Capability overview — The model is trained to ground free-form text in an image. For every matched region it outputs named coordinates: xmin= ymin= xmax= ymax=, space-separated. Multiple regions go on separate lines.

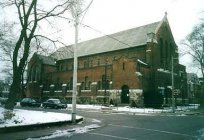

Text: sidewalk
xmin=98 ymin=104 xmax=203 ymax=116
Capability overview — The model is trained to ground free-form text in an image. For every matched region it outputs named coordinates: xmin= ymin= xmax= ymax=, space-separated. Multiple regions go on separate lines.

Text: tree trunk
xmin=5 ymin=70 xmax=21 ymax=110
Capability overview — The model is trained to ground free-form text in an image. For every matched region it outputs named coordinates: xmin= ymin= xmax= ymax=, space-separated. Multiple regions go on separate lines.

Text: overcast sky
xmin=0 ymin=0 xmax=204 ymax=80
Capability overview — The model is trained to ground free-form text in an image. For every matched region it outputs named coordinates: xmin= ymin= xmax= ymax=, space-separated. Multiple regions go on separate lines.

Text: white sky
xmin=0 ymin=0 xmax=204 ymax=80
xmin=74 ymin=0 xmax=204 ymax=43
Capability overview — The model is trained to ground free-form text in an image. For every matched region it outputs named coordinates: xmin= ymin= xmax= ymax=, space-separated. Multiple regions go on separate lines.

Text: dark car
xmin=42 ymin=99 xmax=67 ymax=109
xmin=20 ymin=98 xmax=41 ymax=107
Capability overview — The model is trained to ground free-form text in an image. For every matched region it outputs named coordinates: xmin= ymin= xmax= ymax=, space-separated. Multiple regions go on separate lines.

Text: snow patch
xmin=26 ymin=124 xmax=100 ymax=140
xmin=0 ymin=107 xmax=82 ymax=128
xmin=92 ymin=119 xmax=101 ymax=123
xmin=197 ymin=128 xmax=204 ymax=140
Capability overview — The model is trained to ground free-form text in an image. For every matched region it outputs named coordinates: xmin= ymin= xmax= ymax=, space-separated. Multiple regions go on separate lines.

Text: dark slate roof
xmin=36 ymin=53 xmax=56 ymax=66
xmin=51 ymin=21 xmax=161 ymax=60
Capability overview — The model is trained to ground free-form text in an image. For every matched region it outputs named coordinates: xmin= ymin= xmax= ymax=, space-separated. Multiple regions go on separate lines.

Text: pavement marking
xmin=88 ymin=132 xmax=136 ymax=140
xmin=109 ymin=124 xmax=196 ymax=138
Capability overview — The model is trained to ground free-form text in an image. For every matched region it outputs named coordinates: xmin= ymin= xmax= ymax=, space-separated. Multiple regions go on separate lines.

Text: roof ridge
xmin=52 ymin=21 xmax=161 ymax=60
xmin=78 ymin=21 xmax=161 ymax=44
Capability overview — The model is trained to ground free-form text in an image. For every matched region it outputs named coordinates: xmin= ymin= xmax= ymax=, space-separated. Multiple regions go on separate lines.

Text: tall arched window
xmin=70 ymin=77 xmax=73 ymax=90
xmin=159 ymin=38 xmax=163 ymax=65
xmin=165 ymin=40 xmax=168 ymax=68
xmin=97 ymin=59 xmax=100 ymax=66
xmin=81 ymin=82 xmax=85 ymax=90
xmin=85 ymin=76 xmax=88 ymax=90
xmin=88 ymin=81 xmax=91 ymax=90
xmin=32 ymin=67 xmax=36 ymax=81
xmin=98 ymin=81 xmax=101 ymax=90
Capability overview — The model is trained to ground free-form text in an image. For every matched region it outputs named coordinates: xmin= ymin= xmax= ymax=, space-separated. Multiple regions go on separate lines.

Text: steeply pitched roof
xmin=187 ymin=73 xmax=200 ymax=85
xmin=35 ymin=53 xmax=56 ymax=66
xmin=51 ymin=21 xmax=161 ymax=60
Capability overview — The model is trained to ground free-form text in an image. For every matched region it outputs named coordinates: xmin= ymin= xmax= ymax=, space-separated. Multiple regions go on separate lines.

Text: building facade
xmin=25 ymin=14 xmax=187 ymax=107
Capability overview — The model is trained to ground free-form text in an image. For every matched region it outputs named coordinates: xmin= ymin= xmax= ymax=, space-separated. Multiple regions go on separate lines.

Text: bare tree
xmin=0 ymin=22 xmax=16 ymax=83
xmin=0 ymin=22 xmax=52 ymax=98
xmin=181 ymin=22 xmax=204 ymax=83
xmin=0 ymin=0 xmax=72 ymax=110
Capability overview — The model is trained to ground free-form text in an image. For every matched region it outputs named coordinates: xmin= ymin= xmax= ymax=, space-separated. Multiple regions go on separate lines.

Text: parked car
xmin=42 ymin=99 xmax=67 ymax=109
xmin=20 ymin=98 xmax=41 ymax=107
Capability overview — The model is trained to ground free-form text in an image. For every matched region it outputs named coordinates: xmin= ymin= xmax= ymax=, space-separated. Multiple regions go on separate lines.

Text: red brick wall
xmin=26 ymin=20 xmax=187 ymax=101
xmin=43 ymin=46 xmax=147 ymax=90
xmin=112 ymin=58 xmax=139 ymax=89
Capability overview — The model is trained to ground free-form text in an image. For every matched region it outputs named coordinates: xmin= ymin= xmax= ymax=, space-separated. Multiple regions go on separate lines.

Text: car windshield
xmin=22 ymin=98 xmax=30 ymax=102
xmin=51 ymin=99 xmax=61 ymax=104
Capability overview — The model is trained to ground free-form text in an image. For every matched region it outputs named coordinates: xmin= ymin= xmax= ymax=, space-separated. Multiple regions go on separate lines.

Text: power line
xmin=82 ymin=24 xmax=133 ymax=47
xmin=56 ymin=15 xmax=133 ymax=48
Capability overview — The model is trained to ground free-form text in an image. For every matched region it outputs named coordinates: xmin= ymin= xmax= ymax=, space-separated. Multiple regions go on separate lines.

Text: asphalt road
xmin=1 ymin=106 xmax=204 ymax=140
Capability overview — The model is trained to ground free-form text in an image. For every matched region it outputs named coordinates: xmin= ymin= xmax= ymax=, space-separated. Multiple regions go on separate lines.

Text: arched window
xmin=170 ymin=43 xmax=173 ymax=58
xmin=85 ymin=76 xmax=88 ymax=89
xmin=97 ymin=59 xmax=100 ymax=66
xmin=84 ymin=61 xmax=88 ymax=68
xmin=159 ymin=38 xmax=163 ymax=65
xmin=122 ymin=62 xmax=125 ymax=70
xmin=165 ymin=40 xmax=168 ymax=67
xmin=88 ymin=81 xmax=91 ymax=90
xmin=165 ymin=41 xmax=169 ymax=59
xmin=81 ymin=82 xmax=85 ymax=90
xmin=102 ymin=75 xmax=106 ymax=89
xmin=70 ymin=77 xmax=73 ymax=90
xmin=67 ymin=82 xmax=70 ymax=90
xmin=90 ymin=60 xmax=93 ymax=67
xmin=97 ymin=81 xmax=101 ymax=90
xmin=31 ymin=67 xmax=36 ymax=81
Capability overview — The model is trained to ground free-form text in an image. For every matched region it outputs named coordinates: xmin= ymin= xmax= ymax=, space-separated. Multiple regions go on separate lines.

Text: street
xmin=1 ymin=106 xmax=204 ymax=140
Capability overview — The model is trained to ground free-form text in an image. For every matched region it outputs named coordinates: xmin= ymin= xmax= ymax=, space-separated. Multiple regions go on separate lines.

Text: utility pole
xmin=70 ymin=0 xmax=93 ymax=123
xmin=171 ymin=56 xmax=175 ymax=113
xmin=71 ymin=0 xmax=79 ymax=123
xmin=104 ymin=60 xmax=107 ymax=105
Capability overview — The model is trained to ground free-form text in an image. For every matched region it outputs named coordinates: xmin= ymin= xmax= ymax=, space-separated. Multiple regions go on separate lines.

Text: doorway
xmin=121 ymin=85 xmax=129 ymax=103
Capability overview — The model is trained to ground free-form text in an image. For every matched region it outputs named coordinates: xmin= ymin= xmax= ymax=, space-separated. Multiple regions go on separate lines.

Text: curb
xmin=0 ymin=117 xmax=83 ymax=133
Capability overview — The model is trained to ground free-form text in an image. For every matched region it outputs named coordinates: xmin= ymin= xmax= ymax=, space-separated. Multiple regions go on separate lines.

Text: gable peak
xmin=163 ymin=11 xmax=168 ymax=22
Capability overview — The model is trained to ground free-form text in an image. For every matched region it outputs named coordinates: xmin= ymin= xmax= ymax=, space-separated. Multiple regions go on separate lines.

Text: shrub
xmin=144 ymin=91 xmax=163 ymax=108
xmin=3 ymin=110 xmax=15 ymax=120
xmin=130 ymin=100 xmax=137 ymax=108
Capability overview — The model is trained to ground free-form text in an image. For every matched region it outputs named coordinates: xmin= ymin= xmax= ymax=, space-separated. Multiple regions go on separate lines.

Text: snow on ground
xmin=67 ymin=104 xmax=106 ymax=110
xmin=197 ymin=128 xmax=204 ymax=140
xmin=67 ymin=104 xmax=200 ymax=114
xmin=26 ymin=124 xmax=100 ymax=140
xmin=0 ymin=104 xmax=199 ymax=129
xmin=112 ymin=104 xmax=200 ymax=113
xmin=0 ymin=107 xmax=82 ymax=128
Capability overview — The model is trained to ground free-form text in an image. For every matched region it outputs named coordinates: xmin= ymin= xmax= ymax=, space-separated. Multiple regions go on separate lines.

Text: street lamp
xmin=171 ymin=56 xmax=178 ymax=113
xmin=70 ymin=0 xmax=93 ymax=123
xmin=104 ymin=59 xmax=108 ymax=105
xmin=71 ymin=0 xmax=80 ymax=123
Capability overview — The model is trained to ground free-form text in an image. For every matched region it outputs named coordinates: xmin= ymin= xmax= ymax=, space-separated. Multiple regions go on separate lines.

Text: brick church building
xmin=25 ymin=14 xmax=187 ymax=107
